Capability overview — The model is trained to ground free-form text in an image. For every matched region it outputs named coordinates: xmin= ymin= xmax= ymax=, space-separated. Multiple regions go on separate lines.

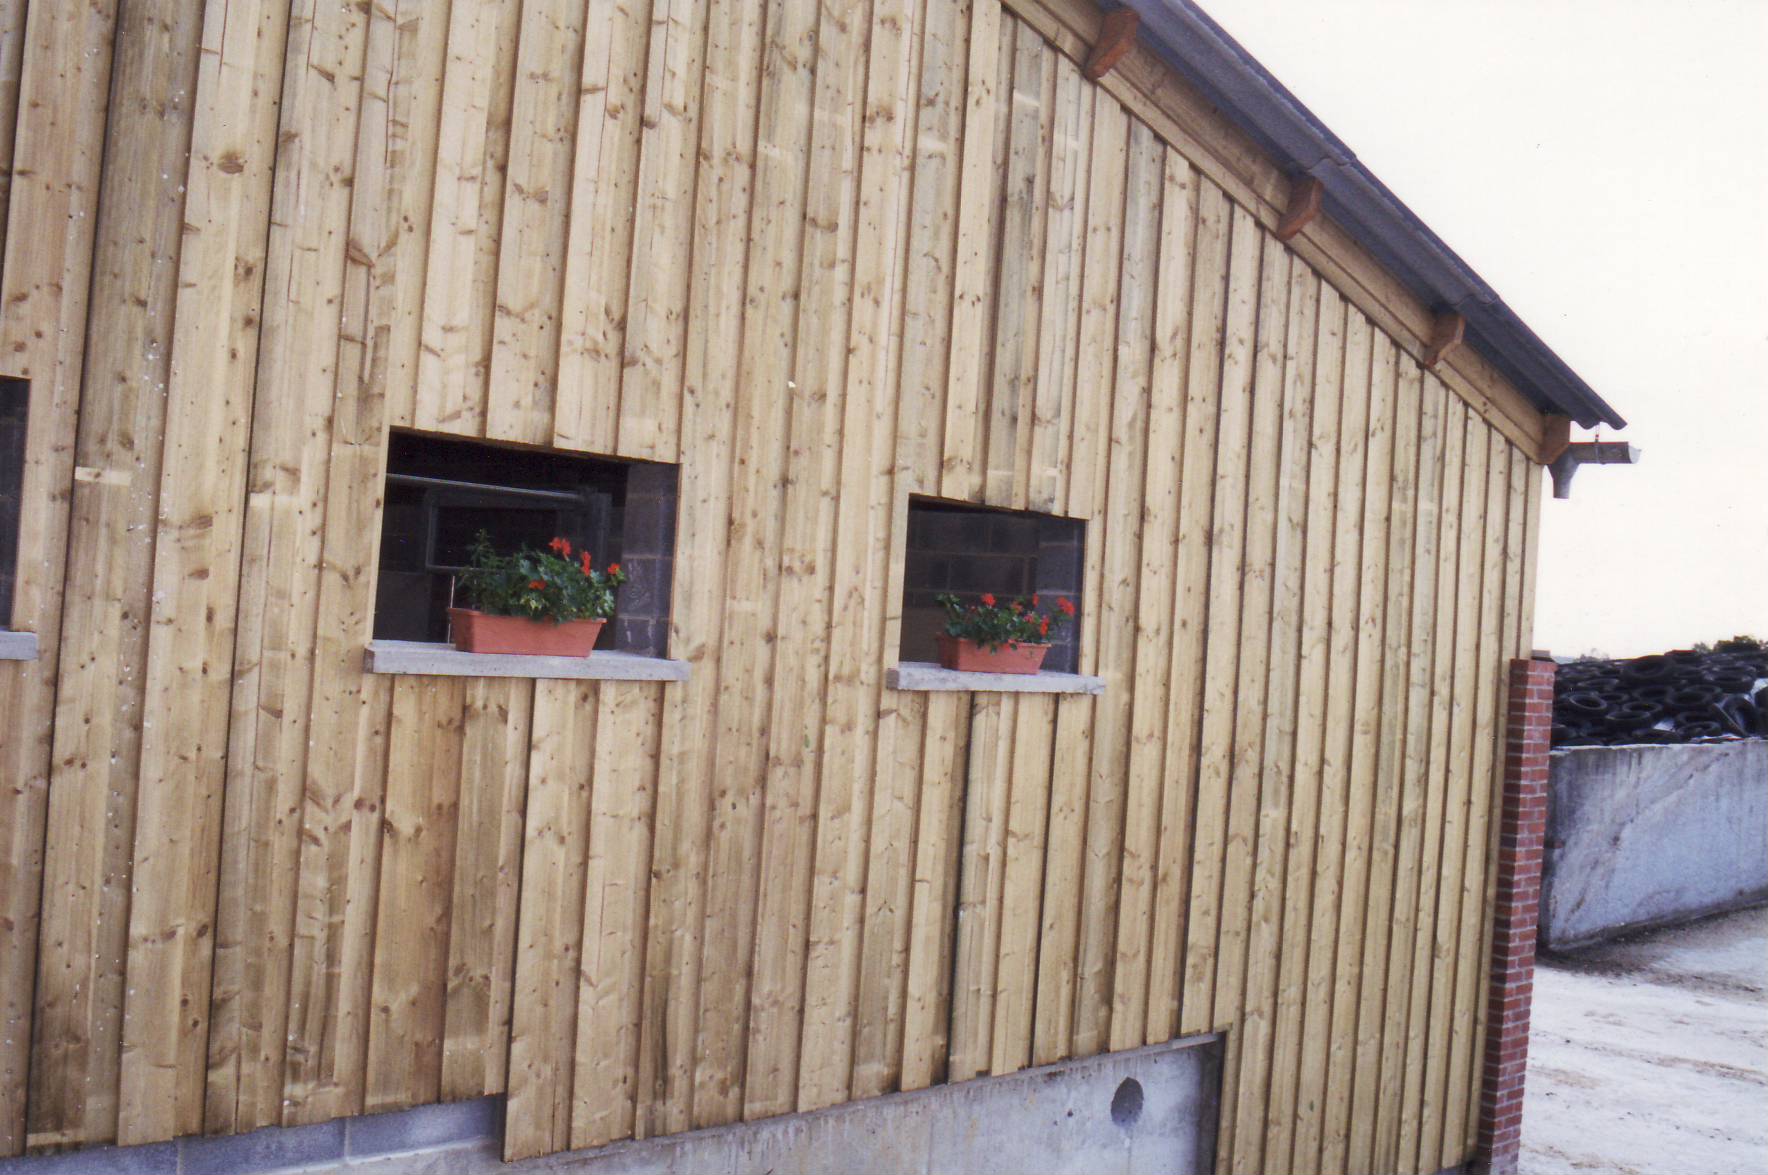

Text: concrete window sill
xmin=365 ymin=640 xmax=689 ymax=682
xmin=886 ymin=661 xmax=1104 ymax=695
xmin=0 ymin=629 xmax=39 ymax=661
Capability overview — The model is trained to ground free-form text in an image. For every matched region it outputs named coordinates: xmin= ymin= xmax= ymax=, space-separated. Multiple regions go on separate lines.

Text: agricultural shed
xmin=0 ymin=0 xmax=1622 ymax=1172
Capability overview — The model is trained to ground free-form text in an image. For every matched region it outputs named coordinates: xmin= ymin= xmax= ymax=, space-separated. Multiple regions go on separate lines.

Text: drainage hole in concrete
xmin=1110 ymin=1077 xmax=1143 ymax=1128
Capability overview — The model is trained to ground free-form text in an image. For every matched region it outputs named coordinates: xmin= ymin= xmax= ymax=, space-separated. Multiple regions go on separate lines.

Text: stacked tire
xmin=1552 ymin=642 xmax=1768 ymax=747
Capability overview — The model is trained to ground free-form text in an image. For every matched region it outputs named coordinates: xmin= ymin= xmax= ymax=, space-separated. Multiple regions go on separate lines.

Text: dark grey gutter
xmin=1130 ymin=0 xmax=1626 ymax=429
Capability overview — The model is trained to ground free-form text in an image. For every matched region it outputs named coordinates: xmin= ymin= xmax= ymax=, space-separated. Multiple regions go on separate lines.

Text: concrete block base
xmin=1543 ymin=740 xmax=1768 ymax=950
xmin=1 ymin=1036 xmax=1221 ymax=1175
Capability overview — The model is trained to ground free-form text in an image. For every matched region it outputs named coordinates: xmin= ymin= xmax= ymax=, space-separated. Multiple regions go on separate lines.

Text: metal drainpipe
xmin=1548 ymin=441 xmax=1641 ymax=498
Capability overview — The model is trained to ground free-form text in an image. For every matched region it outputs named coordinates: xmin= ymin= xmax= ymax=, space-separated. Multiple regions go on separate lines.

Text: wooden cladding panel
xmin=0 ymin=0 xmax=1546 ymax=1170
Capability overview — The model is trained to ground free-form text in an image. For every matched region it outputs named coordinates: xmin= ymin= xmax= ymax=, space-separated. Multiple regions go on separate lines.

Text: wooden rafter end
xmin=1083 ymin=7 xmax=1140 ymax=81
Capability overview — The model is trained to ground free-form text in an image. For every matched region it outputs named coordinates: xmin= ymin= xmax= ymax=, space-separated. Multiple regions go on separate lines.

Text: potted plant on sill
xmin=448 ymin=533 xmax=627 ymax=657
xmin=934 ymin=592 xmax=1074 ymax=675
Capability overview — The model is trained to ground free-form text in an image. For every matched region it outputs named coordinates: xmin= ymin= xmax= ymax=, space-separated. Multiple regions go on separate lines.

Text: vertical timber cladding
xmin=0 ymin=1 xmax=1552 ymax=1175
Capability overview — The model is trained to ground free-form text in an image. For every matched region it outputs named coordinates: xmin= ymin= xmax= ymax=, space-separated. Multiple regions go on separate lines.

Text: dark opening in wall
xmin=900 ymin=496 xmax=1085 ymax=674
xmin=375 ymin=431 xmax=677 ymax=656
xmin=0 ymin=378 xmax=26 ymax=627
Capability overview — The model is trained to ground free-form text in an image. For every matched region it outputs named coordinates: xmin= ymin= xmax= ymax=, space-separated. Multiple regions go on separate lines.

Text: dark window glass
xmin=900 ymin=496 xmax=1085 ymax=674
xmin=0 ymin=378 xmax=26 ymax=627
xmin=375 ymin=431 xmax=677 ymax=655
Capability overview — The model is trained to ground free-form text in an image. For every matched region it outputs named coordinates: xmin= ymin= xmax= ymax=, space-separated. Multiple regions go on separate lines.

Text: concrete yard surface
xmin=1522 ymin=905 xmax=1768 ymax=1174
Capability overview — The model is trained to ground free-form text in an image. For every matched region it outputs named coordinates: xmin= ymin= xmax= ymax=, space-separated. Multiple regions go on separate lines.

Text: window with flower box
xmin=372 ymin=431 xmax=678 ymax=660
xmin=898 ymin=496 xmax=1085 ymax=676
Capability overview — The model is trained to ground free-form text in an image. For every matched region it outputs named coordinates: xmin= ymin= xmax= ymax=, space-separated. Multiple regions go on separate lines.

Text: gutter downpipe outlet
xmin=1549 ymin=441 xmax=1640 ymax=499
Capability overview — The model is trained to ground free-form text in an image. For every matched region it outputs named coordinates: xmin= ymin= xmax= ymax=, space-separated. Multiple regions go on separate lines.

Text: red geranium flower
xmin=549 ymin=536 xmax=572 ymax=557
xmin=1032 ymin=594 xmax=1040 ymax=607
xmin=528 ymin=579 xmax=546 ymax=590
xmin=1040 ymin=616 xmax=1051 ymax=637
xmin=1056 ymin=597 xmax=1076 ymax=616
xmin=607 ymin=563 xmax=620 ymax=576
xmin=580 ymin=550 xmax=593 ymax=575
xmin=980 ymin=592 xmax=996 ymax=607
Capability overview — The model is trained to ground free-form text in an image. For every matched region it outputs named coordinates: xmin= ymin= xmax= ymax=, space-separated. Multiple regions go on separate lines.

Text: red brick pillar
xmin=1473 ymin=656 xmax=1555 ymax=1174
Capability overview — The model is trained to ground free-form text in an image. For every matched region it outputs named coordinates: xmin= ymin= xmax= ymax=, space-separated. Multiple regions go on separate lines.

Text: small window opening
xmin=900 ymin=496 xmax=1085 ymax=674
xmin=0 ymin=377 xmax=27 ymax=627
xmin=374 ymin=431 xmax=677 ymax=657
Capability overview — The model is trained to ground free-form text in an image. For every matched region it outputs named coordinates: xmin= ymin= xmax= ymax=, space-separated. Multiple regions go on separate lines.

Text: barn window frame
xmin=887 ymin=495 xmax=1103 ymax=695
xmin=364 ymin=430 xmax=688 ymax=682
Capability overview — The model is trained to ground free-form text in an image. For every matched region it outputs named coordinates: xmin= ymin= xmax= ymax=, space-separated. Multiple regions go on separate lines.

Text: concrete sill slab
xmin=0 ymin=630 xmax=39 ymax=661
xmin=887 ymin=661 xmax=1104 ymax=695
xmin=366 ymin=640 xmax=688 ymax=683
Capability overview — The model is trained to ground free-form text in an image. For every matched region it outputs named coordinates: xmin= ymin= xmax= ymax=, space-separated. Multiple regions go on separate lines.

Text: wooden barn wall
xmin=0 ymin=0 xmax=1548 ymax=1173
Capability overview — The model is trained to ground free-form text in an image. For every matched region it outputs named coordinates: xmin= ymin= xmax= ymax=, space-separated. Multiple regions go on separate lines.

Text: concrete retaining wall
xmin=0 ymin=1037 xmax=1221 ymax=1175
xmin=1541 ymin=740 xmax=1768 ymax=950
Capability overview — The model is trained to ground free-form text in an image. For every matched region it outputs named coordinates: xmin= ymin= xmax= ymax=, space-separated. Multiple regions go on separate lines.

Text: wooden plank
xmin=1108 ymin=143 xmax=1192 ymax=1050
xmin=374 ymin=0 xmax=451 ymax=433
xmin=504 ymin=682 xmax=598 ymax=1161
xmin=937 ymin=0 xmax=1002 ymax=499
xmin=1229 ymin=259 xmax=1319 ymax=1174
xmin=212 ymin=0 xmax=375 ymax=1134
xmin=1026 ymin=57 xmax=1091 ymax=513
xmin=989 ymin=694 xmax=1057 ymax=1074
xmin=441 ymin=681 xmax=534 ymax=1099
xmin=850 ymin=690 xmax=929 ymax=1098
xmin=570 ymin=685 xmax=665 ymax=1149
xmin=741 ymin=0 xmax=868 ymax=1118
xmin=1320 ymin=315 xmax=1392 ymax=1175
xmin=798 ymin=0 xmax=927 ymax=1111
xmin=893 ymin=0 xmax=970 ymax=493
xmin=1373 ymin=365 xmax=1443 ymax=1174
xmin=1289 ymin=287 xmax=1359 ymax=1170
xmin=2 ymin=0 xmax=118 ymax=1152
xmin=0 ymin=0 xmax=26 ymax=278
xmin=484 ymin=0 xmax=589 ymax=444
xmin=631 ymin=0 xmax=765 ymax=1139
xmin=212 ymin=0 xmax=443 ymax=1133
xmin=1073 ymin=119 xmax=1165 ymax=1058
xmin=1440 ymin=429 xmax=1513 ymax=1168
xmin=1177 ymin=202 xmax=1263 ymax=1032
xmin=1415 ymin=404 xmax=1488 ymax=1170
xmin=1398 ymin=387 xmax=1467 ymax=1171
xmin=413 ymin=0 xmax=520 ymax=435
xmin=613 ymin=0 xmax=707 ymax=461
xmin=900 ymin=693 xmax=971 ymax=1090
xmin=981 ymin=20 xmax=1050 ymax=507
xmin=1031 ymin=93 xmax=1123 ymax=1066
xmin=364 ymin=678 xmax=468 ymax=1111
xmin=26 ymin=0 xmax=200 ymax=1148
xmin=95 ymin=0 xmax=286 ymax=1147
xmin=946 ymin=695 xmax=1014 ymax=1082
xmin=1211 ymin=227 xmax=1292 ymax=1168
xmin=1144 ymin=175 xmax=1230 ymax=1043
xmin=548 ymin=0 xmax=649 ymax=451
xmin=688 ymin=0 xmax=818 ymax=1128
xmin=1263 ymin=274 xmax=1343 ymax=1172
xmin=1346 ymin=344 xmax=1420 ymax=1174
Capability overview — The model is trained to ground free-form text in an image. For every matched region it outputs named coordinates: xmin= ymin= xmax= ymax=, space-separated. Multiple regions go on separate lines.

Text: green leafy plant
xmin=936 ymin=592 xmax=1074 ymax=650
xmin=456 ymin=532 xmax=626 ymax=623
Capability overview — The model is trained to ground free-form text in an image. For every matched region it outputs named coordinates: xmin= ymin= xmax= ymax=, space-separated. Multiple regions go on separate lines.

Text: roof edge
xmin=1130 ymin=0 xmax=1626 ymax=430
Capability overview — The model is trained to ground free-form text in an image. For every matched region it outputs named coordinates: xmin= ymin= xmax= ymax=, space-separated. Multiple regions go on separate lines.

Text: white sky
xmin=1200 ymin=0 xmax=1768 ymax=657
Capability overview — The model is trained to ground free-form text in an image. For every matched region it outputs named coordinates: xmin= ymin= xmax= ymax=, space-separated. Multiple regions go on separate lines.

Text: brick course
xmin=1471 ymin=656 xmax=1555 ymax=1175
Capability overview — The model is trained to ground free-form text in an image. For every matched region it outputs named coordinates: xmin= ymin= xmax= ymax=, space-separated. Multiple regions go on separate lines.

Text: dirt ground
xmin=1520 ymin=904 xmax=1768 ymax=1175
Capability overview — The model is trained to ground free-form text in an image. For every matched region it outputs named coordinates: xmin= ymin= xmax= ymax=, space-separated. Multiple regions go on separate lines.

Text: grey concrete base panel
xmin=1542 ymin=740 xmax=1768 ymax=950
xmin=0 ymin=1037 xmax=1219 ymax=1175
